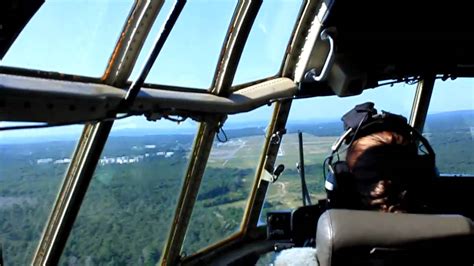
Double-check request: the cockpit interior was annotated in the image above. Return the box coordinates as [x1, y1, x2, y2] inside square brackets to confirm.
[1, 0, 473, 265]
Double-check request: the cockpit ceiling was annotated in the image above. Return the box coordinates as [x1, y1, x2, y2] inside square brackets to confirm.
[1, 0, 474, 124]
[324, 0, 474, 81]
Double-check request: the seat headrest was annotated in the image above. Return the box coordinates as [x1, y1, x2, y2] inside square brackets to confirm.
[316, 209, 474, 266]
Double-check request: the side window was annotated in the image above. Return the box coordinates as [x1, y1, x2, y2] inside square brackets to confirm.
[59, 117, 197, 265]
[262, 82, 417, 218]
[0, 124, 82, 265]
[182, 105, 273, 255]
[424, 78, 474, 175]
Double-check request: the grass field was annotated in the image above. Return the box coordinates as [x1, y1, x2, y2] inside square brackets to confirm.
[207, 133, 337, 169]
[204, 132, 338, 214]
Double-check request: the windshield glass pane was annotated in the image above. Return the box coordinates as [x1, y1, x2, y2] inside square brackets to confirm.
[132, 1, 235, 89]
[0, 124, 82, 265]
[261, 82, 417, 220]
[0, 0, 134, 77]
[425, 78, 474, 175]
[59, 117, 196, 265]
[233, 1, 302, 85]
[183, 105, 273, 255]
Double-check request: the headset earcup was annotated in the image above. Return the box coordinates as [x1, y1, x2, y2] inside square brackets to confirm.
[327, 161, 359, 208]
[414, 154, 437, 181]
[325, 165, 337, 208]
[400, 154, 437, 212]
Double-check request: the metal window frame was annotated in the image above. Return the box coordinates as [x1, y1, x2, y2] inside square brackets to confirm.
[410, 76, 474, 177]
[2, 0, 470, 265]
[15, 0, 312, 265]
[159, 118, 222, 266]
[409, 75, 436, 132]
[242, 0, 325, 234]
[176, 2, 316, 263]
[32, 1, 166, 264]
[161, 1, 264, 264]
[211, 0, 262, 96]
[227, 0, 308, 93]
[4, 0, 466, 265]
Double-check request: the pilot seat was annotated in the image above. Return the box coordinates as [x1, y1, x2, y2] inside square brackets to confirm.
[315, 209, 474, 266]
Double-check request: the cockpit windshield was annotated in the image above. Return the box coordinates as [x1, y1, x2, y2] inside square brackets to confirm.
[0, 0, 473, 265]
[0, 0, 133, 77]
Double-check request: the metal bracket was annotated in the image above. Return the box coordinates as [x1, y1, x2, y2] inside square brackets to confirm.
[270, 128, 287, 145]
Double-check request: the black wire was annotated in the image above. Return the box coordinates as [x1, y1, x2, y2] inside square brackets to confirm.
[322, 114, 366, 190]
[300, 167, 312, 206]
[120, 0, 187, 111]
[303, 184, 312, 206]
[340, 117, 366, 153]
[378, 75, 446, 88]
[216, 127, 228, 143]
[418, 142, 429, 155]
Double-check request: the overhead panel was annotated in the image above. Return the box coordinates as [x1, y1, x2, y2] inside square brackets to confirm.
[296, 0, 474, 97]
[293, 0, 333, 83]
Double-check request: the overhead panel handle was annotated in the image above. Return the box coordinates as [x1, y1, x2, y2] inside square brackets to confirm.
[304, 29, 335, 82]
[293, 0, 334, 83]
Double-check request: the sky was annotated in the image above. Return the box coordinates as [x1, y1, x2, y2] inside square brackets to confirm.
[0, 0, 473, 142]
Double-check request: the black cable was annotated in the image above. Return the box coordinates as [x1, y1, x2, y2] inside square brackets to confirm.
[377, 75, 448, 88]
[339, 116, 366, 153]
[7, 1, 188, 134]
[303, 184, 312, 206]
[216, 127, 228, 143]
[119, 0, 187, 112]
[2, 0, 187, 133]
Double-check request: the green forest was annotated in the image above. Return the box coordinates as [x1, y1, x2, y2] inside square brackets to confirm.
[0, 133, 258, 265]
[0, 110, 472, 265]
